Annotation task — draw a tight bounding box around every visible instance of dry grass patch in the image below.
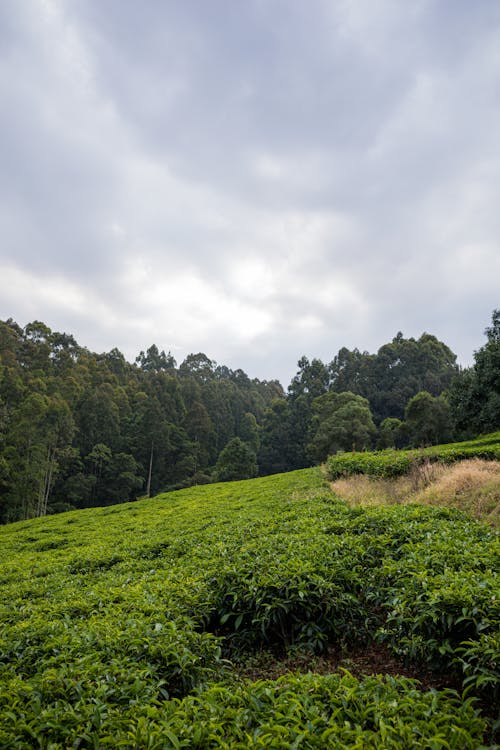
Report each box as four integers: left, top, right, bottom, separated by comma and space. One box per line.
331, 459, 500, 528
414, 459, 500, 527
330, 475, 408, 507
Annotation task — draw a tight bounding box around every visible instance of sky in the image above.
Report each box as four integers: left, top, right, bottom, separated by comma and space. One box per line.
0, 0, 499, 386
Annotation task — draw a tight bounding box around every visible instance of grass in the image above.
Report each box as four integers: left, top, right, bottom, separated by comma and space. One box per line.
330, 458, 500, 528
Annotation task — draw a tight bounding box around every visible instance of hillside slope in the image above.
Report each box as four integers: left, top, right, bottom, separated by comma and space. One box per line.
0, 468, 498, 747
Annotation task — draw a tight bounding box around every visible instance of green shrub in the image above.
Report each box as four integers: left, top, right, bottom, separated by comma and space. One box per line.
326, 432, 500, 480
134, 672, 486, 749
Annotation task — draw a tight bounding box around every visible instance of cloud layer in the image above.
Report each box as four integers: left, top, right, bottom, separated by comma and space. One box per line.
1, 0, 499, 384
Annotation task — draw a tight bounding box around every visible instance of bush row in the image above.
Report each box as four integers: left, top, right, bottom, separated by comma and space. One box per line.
0, 671, 487, 749
0, 468, 498, 746
325, 432, 500, 479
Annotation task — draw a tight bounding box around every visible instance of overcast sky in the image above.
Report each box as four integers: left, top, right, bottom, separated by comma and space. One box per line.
0, 0, 499, 385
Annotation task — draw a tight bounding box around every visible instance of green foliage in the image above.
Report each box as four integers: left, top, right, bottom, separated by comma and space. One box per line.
209, 539, 366, 653
456, 632, 500, 703
288, 356, 330, 401
0, 467, 498, 745
378, 417, 406, 449
216, 437, 258, 481
2, 310, 496, 521
0, 319, 282, 521
258, 399, 293, 475
136, 344, 176, 372
405, 391, 452, 446
238, 411, 260, 455
308, 391, 376, 461
329, 333, 458, 423
141, 672, 485, 749
326, 432, 500, 480
450, 309, 500, 436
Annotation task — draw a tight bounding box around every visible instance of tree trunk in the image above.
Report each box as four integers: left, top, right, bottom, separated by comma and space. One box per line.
146, 441, 154, 497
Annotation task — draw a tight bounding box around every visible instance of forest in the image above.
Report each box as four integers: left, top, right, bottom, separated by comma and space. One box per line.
0, 309, 498, 523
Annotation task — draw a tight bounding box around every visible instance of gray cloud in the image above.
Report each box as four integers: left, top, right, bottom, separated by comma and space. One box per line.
0, 0, 499, 383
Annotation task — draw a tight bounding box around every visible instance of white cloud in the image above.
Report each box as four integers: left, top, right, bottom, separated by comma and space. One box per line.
0, 0, 499, 383
0, 264, 117, 326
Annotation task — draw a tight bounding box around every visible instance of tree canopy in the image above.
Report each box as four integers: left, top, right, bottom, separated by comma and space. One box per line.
215, 437, 258, 482
308, 391, 376, 462
449, 309, 500, 436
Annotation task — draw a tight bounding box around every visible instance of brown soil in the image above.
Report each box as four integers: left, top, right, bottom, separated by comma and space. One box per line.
233, 641, 461, 693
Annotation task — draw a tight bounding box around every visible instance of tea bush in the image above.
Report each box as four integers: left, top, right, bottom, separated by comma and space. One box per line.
326, 431, 500, 479
133, 672, 486, 749
0, 466, 498, 747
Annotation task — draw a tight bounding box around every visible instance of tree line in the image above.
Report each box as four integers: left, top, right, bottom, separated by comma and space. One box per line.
0, 310, 498, 522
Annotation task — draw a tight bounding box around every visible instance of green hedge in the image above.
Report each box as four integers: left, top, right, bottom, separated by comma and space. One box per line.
326, 432, 500, 480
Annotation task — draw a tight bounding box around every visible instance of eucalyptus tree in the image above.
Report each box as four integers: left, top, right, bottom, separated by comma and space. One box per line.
404, 391, 452, 447
449, 309, 500, 435
308, 391, 376, 462
216, 437, 257, 481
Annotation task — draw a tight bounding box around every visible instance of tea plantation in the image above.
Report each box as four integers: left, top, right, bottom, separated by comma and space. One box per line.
0, 467, 498, 748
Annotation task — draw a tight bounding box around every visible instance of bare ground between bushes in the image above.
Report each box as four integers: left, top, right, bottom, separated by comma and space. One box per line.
232, 641, 461, 693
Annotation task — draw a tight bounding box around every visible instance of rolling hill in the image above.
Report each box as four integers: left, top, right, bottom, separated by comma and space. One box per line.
0, 461, 498, 747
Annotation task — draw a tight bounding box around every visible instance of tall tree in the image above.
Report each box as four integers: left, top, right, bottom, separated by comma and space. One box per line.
449, 309, 500, 435
184, 400, 215, 471
136, 345, 176, 372
216, 437, 257, 482
238, 412, 260, 455
308, 391, 376, 462
20, 321, 53, 373
3, 391, 74, 519
404, 391, 452, 447
287, 395, 314, 470
378, 417, 407, 449
329, 347, 372, 395
179, 353, 215, 382
76, 383, 123, 456
288, 356, 330, 401
328, 334, 458, 424
258, 399, 292, 475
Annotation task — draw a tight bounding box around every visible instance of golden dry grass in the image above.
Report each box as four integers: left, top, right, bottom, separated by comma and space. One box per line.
330, 459, 500, 528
